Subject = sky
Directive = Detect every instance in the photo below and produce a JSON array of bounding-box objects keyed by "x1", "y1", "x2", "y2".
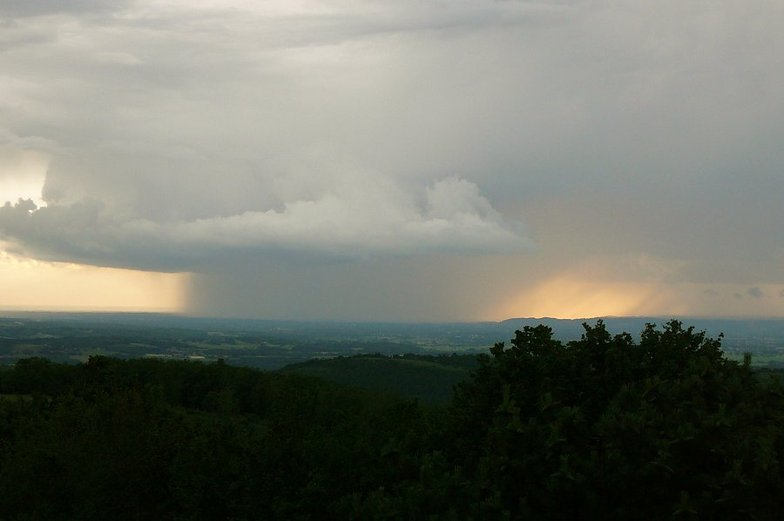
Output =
[{"x1": 1, "y1": 0, "x2": 783, "y2": 321}]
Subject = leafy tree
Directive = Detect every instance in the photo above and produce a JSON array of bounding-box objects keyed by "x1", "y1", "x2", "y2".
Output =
[{"x1": 443, "y1": 320, "x2": 784, "y2": 520}]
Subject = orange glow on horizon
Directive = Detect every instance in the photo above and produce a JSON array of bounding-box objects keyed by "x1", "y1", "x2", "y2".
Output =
[
  {"x1": 495, "y1": 276, "x2": 663, "y2": 319},
  {"x1": 493, "y1": 276, "x2": 784, "y2": 320},
  {"x1": 0, "y1": 250, "x2": 188, "y2": 313}
]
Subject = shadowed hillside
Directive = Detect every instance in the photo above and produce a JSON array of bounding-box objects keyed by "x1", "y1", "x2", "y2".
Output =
[{"x1": 281, "y1": 353, "x2": 478, "y2": 404}]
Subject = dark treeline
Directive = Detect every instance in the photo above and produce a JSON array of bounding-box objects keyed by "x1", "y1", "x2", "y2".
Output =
[{"x1": 0, "y1": 320, "x2": 783, "y2": 520}]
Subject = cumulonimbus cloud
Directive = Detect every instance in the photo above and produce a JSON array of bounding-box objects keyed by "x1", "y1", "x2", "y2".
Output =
[
  {"x1": 2, "y1": 0, "x2": 783, "y2": 296},
  {"x1": 0, "y1": 176, "x2": 533, "y2": 272}
]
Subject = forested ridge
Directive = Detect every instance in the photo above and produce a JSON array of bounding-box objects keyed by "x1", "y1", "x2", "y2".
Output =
[
  {"x1": 281, "y1": 353, "x2": 478, "y2": 404},
  {"x1": 0, "y1": 320, "x2": 783, "y2": 520}
]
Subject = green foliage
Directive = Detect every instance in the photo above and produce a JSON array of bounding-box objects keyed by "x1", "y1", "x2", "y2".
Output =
[
  {"x1": 0, "y1": 357, "x2": 440, "y2": 520},
  {"x1": 281, "y1": 353, "x2": 477, "y2": 404},
  {"x1": 444, "y1": 320, "x2": 784, "y2": 520},
  {"x1": 0, "y1": 321, "x2": 782, "y2": 519}
]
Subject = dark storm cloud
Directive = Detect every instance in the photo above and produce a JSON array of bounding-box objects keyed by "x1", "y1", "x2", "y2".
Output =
[
  {"x1": 0, "y1": 0, "x2": 133, "y2": 17},
  {"x1": 0, "y1": 0, "x2": 783, "y2": 319},
  {"x1": 1, "y1": 0, "x2": 545, "y2": 271}
]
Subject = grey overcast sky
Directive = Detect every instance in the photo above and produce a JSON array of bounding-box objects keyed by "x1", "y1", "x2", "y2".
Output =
[{"x1": 1, "y1": 0, "x2": 783, "y2": 320}]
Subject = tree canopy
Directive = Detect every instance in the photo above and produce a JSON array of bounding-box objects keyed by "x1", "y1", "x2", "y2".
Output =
[
  {"x1": 439, "y1": 320, "x2": 784, "y2": 519},
  {"x1": 0, "y1": 320, "x2": 782, "y2": 520}
]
